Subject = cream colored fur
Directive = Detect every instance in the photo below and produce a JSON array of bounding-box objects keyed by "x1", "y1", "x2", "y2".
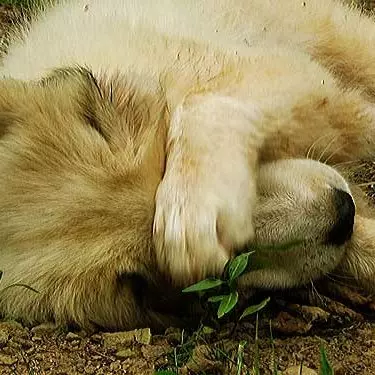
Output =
[{"x1": 0, "y1": 0, "x2": 375, "y2": 330}]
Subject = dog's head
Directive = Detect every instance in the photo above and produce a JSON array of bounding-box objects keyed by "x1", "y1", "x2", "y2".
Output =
[{"x1": 240, "y1": 158, "x2": 355, "y2": 289}]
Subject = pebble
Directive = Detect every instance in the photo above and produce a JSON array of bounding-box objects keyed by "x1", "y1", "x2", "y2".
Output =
[
  {"x1": 90, "y1": 334, "x2": 102, "y2": 343},
  {"x1": 31, "y1": 323, "x2": 57, "y2": 336},
  {"x1": 66, "y1": 332, "x2": 81, "y2": 341},
  {"x1": 102, "y1": 331, "x2": 135, "y2": 349},
  {"x1": 115, "y1": 348, "x2": 136, "y2": 359},
  {"x1": 283, "y1": 365, "x2": 318, "y2": 375},
  {"x1": 135, "y1": 328, "x2": 152, "y2": 345},
  {"x1": 102, "y1": 328, "x2": 151, "y2": 349}
]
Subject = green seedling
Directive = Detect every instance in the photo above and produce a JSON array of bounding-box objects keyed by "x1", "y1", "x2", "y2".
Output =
[
  {"x1": 320, "y1": 346, "x2": 334, "y2": 375},
  {"x1": 182, "y1": 251, "x2": 270, "y2": 319}
]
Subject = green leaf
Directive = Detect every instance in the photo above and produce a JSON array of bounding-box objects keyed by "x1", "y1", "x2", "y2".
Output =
[
  {"x1": 240, "y1": 297, "x2": 270, "y2": 320},
  {"x1": 217, "y1": 291, "x2": 239, "y2": 318},
  {"x1": 182, "y1": 278, "x2": 224, "y2": 293},
  {"x1": 319, "y1": 346, "x2": 334, "y2": 375},
  {"x1": 207, "y1": 295, "x2": 226, "y2": 303},
  {"x1": 228, "y1": 252, "x2": 253, "y2": 282}
]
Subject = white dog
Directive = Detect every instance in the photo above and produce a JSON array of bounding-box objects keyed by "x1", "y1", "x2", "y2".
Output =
[{"x1": 0, "y1": 0, "x2": 374, "y2": 330}]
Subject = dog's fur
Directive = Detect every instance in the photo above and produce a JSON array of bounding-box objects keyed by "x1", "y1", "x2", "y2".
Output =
[{"x1": 1, "y1": 0, "x2": 375, "y2": 331}]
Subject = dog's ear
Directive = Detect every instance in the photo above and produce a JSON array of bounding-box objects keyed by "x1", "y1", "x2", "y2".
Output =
[{"x1": 40, "y1": 66, "x2": 167, "y2": 166}]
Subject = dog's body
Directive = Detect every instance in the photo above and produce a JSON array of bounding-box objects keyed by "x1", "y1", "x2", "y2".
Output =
[{"x1": 1, "y1": 0, "x2": 375, "y2": 331}]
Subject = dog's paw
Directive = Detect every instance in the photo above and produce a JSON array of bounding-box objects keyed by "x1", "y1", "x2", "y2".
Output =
[
  {"x1": 153, "y1": 165, "x2": 255, "y2": 286},
  {"x1": 338, "y1": 216, "x2": 375, "y2": 292}
]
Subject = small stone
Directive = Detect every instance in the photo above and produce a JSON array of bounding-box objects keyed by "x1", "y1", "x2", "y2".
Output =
[
  {"x1": 90, "y1": 334, "x2": 102, "y2": 343},
  {"x1": 187, "y1": 345, "x2": 221, "y2": 373},
  {"x1": 0, "y1": 354, "x2": 17, "y2": 365},
  {"x1": 91, "y1": 355, "x2": 103, "y2": 361},
  {"x1": 71, "y1": 340, "x2": 81, "y2": 347},
  {"x1": 283, "y1": 365, "x2": 317, "y2": 375},
  {"x1": 115, "y1": 348, "x2": 136, "y2": 359},
  {"x1": 77, "y1": 330, "x2": 88, "y2": 338},
  {"x1": 135, "y1": 328, "x2": 151, "y2": 345},
  {"x1": 66, "y1": 332, "x2": 81, "y2": 341},
  {"x1": 31, "y1": 322, "x2": 57, "y2": 336},
  {"x1": 272, "y1": 311, "x2": 312, "y2": 334},
  {"x1": 102, "y1": 331, "x2": 136, "y2": 349}
]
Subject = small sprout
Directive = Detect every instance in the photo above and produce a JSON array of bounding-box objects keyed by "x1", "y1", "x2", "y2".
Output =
[
  {"x1": 228, "y1": 252, "x2": 253, "y2": 283},
  {"x1": 240, "y1": 297, "x2": 271, "y2": 320},
  {"x1": 182, "y1": 278, "x2": 223, "y2": 293},
  {"x1": 217, "y1": 291, "x2": 239, "y2": 318},
  {"x1": 183, "y1": 248, "x2": 271, "y2": 321},
  {"x1": 320, "y1": 346, "x2": 334, "y2": 375},
  {"x1": 207, "y1": 295, "x2": 226, "y2": 303}
]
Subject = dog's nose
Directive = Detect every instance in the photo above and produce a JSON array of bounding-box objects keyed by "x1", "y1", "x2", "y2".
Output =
[{"x1": 327, "y1": 188, "x2": 355, "y2": 246}]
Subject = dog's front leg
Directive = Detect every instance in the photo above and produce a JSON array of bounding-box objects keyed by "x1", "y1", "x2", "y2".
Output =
[
  {"x1": 153, "y1": 93, "x2": 264, "y2": 285},
  {"x1": 336, "y1": 215, "x2": 375, "y2": 292}
]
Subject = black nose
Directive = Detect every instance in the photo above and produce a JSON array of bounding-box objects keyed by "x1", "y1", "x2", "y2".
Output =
[{"x1": 327, "y1": 189, "x2": 355, "y2": 246}]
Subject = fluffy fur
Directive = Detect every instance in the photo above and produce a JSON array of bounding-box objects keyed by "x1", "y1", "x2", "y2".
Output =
[{"x1": 0, "y1": 0, "x2": 375, "y2": 330}]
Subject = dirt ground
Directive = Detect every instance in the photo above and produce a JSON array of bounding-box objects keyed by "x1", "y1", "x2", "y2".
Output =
[{"x1": 2, "y1": 2, "x2": 375, "y2": 374}]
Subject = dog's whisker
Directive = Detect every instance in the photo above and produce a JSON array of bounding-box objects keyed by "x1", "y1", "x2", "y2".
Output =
[
  {"x1": 318, "y1": 135, "x2": 339, "y2": 163},
  {"x1": 323, "y1": 145, "x2": 347, "y2": 165},
  {"x1": 306, "y1": 133, "x2": 336, "y2": 160}
]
